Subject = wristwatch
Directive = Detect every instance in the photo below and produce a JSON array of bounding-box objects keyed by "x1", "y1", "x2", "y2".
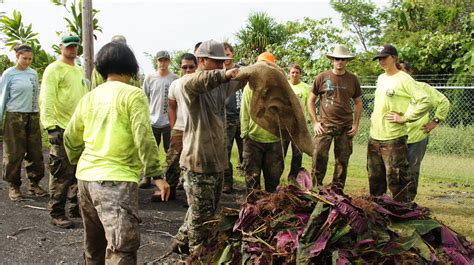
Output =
[{"x1": 432, "y1": 118, "x2": 440, "y2": 124}]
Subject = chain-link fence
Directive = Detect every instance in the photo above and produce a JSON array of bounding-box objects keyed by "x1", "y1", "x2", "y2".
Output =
[{"x1": 352, "y1": 83, "x2": 473, "y2": 180}]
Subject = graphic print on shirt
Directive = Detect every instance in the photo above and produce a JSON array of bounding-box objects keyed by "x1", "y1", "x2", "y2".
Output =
[
  {"x1": 30, "y1": 77, "x2": 39, "y2": 110},
  {"x1": 321, "y1": 79, "x2": 348, "y2": 108}
]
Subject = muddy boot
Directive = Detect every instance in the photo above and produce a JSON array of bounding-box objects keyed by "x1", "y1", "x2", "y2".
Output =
[
  {"x1": 28, "y1": 182, "x2": 48, "y2": 197},
  {"x1": 138, "y1": 177, "x2": 151, "y2": 189},
  {"x1": 8, "y1": 186, "x2": 23, "y2": 201},
  {"x1": 51, "y1": 216, "x2": 75, "y2": 229}
]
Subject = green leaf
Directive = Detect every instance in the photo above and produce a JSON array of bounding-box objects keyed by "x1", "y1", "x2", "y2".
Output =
[{"x1": 214, "y1": 243, "x2": 234, "y2": 264}]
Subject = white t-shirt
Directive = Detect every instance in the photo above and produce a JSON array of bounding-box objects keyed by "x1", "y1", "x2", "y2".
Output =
[
  {"x1": 142, "y1": 72, "x2": 178, "y2": 128},
  {"x1": 168, "y1": 78, "x2": 187, "y2": 131}
]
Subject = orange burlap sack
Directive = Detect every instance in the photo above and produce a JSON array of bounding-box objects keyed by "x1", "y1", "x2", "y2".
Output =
[{"x1": 235, "y1": 61, "x2": 313, "y2": 156}]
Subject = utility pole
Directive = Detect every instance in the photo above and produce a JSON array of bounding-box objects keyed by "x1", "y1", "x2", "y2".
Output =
[{"x1": 82, "y1": 0, "x2": 93, "y2": 81}]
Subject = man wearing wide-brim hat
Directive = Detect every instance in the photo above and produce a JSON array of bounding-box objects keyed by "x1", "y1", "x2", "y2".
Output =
[
  {"x1": 171, "y1": 39, "x2": 247, "y2": 254},
  {"x1": 308, "y1": 44, "x2": 363, "y2": 192}
]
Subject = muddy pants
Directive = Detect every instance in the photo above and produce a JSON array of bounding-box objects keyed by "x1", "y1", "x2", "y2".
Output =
[
  {"x1": 48, "y1": 129, "x2": 78, "y2": 217},
  {"x1": 224, "y1": 122, "x2": 243, "y2": 187},
  {"x1": 283, "y1": 140, "x2": 302, "y2": 177},
  {"x1": 175, "y1": 169, "x2": 223, "y2": 252},
  {"x1": 367, "y1": 136, "x2": 414, "y2": 202},
  {"x1": 242, "y1": 138, "x2": 284, "y2": 193},
  {"x1": 164, "y1": 129, "x2": 183, "y2": 188},
  {"x1": 78, "y1": 180, "x2": 140, "y2": 264},
  {"x1": 2, "y1": 112, "x2": 44, "y2": 187},
  {"x1": 407, "y1": 137, "x2": 429, "y2": 200},
  {"x1": 311, "y1": 126, "x2": 352, "y2": 190}
]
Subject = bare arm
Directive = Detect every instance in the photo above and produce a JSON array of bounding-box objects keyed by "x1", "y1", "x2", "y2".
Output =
[
  {"x1": 308, "y1": 92, "x2": 325, "y2": 135},
  {"x1": 347, "y1": 96, "x2": 362, "y2": 137},
  {"x1": 168, "y1": 99, "x2": 177, "y2": 129}
]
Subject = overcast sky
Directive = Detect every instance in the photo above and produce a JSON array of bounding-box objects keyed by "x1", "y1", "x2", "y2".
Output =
[{"x1": 0, "y1": 0, "x2": 386, "y2": 74}]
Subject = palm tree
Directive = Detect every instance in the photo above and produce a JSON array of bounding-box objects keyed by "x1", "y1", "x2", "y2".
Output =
[{"x1": 234, "y1": 12, "x2": 288, "y2": 63}]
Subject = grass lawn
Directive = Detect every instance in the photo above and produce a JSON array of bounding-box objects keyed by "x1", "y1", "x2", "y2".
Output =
[{"x1": 223, "y1": 142, "x2": 474, "y2": 242}]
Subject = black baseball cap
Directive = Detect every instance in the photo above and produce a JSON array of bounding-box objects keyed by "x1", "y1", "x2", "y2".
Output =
[{"x1": 372, "y1": 44, "x2": 398, "y2": 61}]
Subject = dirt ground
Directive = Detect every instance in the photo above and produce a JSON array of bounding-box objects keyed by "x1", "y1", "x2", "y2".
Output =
[{"x1": 0, "y1": 146, "x2": 242, "y2": 264}]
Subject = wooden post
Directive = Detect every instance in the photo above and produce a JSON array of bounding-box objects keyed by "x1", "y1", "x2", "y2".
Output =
[{"x1": 82, "y1": 0, "x2": 93, "y2": 81}]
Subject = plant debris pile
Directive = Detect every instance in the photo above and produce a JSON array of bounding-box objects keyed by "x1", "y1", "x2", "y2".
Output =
[{"x1": 191, "y1": 170, "x2": 474, "y2": 264}]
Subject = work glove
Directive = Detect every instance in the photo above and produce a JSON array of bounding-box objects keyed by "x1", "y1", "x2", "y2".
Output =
[{"x1": 48, "y1": 129, "x2": 62, "y2": 145}]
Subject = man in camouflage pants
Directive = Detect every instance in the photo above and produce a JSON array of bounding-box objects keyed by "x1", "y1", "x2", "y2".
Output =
[
  {"x1": 308, "y1": 45, "x2": 363, "y2": 192},
  {"x1": 39, "y1": 32, "x2": 88, "y2": 228},
  {"x1": 172, "y1": 40, "x2": 244, "y2": 254}
]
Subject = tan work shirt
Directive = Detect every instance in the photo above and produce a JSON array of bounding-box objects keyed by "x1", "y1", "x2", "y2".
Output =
[{"x1": 179, "y1": 69, "x2": 246, "y2": 174}]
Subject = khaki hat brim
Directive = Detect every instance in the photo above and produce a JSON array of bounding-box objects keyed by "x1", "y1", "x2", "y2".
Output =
[{"x1": 326, "y1": 55, "x2": 355, "y2": 61}]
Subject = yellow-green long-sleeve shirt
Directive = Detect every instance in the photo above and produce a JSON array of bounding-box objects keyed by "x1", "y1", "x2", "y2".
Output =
[
  {"x1": 370, "y1": 71, "x2": 432, "y2": 141},
  {"x1": 39, "y1": 60, "x2": 88, "y2": 130},
  {"x1": 240, "y1": 85, "x2": 280, "y2": 143},
  {"x1": 64, "y1": 81, "x2": 163, "y2": 183},
  {"x1": 289, "y1": 81, "x2": 311, "y2": 123},
  {"x1": 407, "y1": 82, "x2": 450, "y2": 144}
]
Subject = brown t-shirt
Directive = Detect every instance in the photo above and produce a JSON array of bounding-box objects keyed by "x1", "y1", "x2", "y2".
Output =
[{"x1": 311, "y1": 70, "x2": 362, "y2": 127}]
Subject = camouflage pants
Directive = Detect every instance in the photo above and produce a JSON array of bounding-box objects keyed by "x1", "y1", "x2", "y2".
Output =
[
  {"x1": 175, "y1": 169, "x2": 223, "y2": 252},
  {"x1": 164, "y1": 129, "x2": 183, "y2": 188},
  {"x1": 224, "y1": 122, "x2": 243, "y2": 187},
  {"x1": 242, "y1": 138, "x2": 284, "y2": 193},
  {"x1": 407, "y1": 137, "x2": 429, "y2": 200},
  {"x1": 283, "y1": 139, "x2": 303, "y2": 178},
  {"x1": 2, "y1": 112, "x2": 44, "y2": 187},
  {"x1": 48, "y1": 129, "x2": 78, "y2": 217},
  {"x1": 367, "y1": 136, "x2": 414, "y2": 202},
  {"x1": 311, "y1": 126, "x2": 353, "y2": 190},
  {"x1": 78, "y1": 180, "x2": 140, "y2": 264}
]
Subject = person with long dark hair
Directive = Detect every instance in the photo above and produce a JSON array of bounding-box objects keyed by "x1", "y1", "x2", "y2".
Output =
[{"x1": 0, "y1": 44, "x2": 47, "y2": 201}]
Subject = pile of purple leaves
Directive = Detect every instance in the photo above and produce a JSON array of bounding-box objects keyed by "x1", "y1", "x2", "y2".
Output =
[{"x1": 191, "y1": 169, "x2": 474, "y2": 264}]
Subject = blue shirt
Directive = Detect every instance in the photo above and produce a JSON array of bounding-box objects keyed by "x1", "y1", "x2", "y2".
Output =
[{"x1": 0, "y1": 67, "x2": 40, "y2": 115}]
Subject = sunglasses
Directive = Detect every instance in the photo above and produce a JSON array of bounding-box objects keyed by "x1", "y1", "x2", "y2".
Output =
[
  {"x1": 181, "y1": 65, "x2": 195, "y2": 70},
  {"x1": 334, "y1": 58, "x2": 347, "y2": 61}
]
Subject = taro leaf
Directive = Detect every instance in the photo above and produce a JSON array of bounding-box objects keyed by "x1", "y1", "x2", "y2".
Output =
[
  {"x1": 297, "y1": 201, "x2": 326, "y2": 263},
  {"x1": 233, "y1": 204, "x2": 258, "y2": 232},
  {"x1": 395, "y1": 220, "x2": 442, "y2": 236},
  {"x1": 216, "y1": 215, "x2": 239, "y2": 232},
  {"x1": 310, "y1": 230, "x2": 332, "y2": 257},
  {"x1": 288, "y1": 168, "x2": 313, "y2": 191},
  {"x1": 396, "y1": 233, "x2": 432, "y2": 260},
  {"x1": 327, "y1": 209, "x2": 339, "y2": 226},
  {"x1": 442, "y1": 247, "x2": 472, "y2": 265},
  {"x1": 273, "y1": 230, "x2": 298, "y2": 253},
  {"x1": 329, "y1": 224, "x2": 351, "y2": 246},
  {"x1": 387, "y1": 222, "x2": 416, "y2": 238},
  {"x1": 214, "y1": 243, "x2": 233, "y2": 265},
  {"x1": 440, "y1": 226, "x2": 467, "y2": 253}
]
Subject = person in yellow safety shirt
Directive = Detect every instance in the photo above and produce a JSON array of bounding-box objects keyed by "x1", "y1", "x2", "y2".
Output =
[
  {"x1": 368, "y1": 44, "x2": 432, "y2": 202},
  {"x1": 283, "y1": 63, "x2": 311, "y2": 177},
  {"x1": 39, "y1": 31, "x2": 89, "y2": 229},
  {"x1": 399, "y1": 61, "x2": 450, "y2": 199},
  {"x1": 63, "y1": 42, "x2": 170, "y2": 264}
]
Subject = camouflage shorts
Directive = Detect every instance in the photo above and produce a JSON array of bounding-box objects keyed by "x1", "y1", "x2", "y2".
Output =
[{"x1": 164, "y1": 129, "x2": 183, "y2": 188}]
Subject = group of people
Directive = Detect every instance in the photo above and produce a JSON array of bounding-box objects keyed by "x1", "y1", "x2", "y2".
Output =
[{"x1": 0, "y1": 30, "x2": 450, "y2": 262}]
